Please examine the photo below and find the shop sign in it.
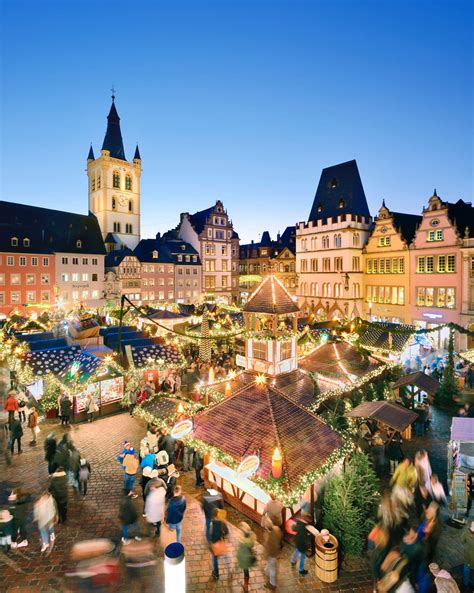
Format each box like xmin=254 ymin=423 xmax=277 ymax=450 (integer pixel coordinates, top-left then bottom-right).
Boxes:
xmin=236 ymin=354 xmax=246 ymax=367
xmin=237 ymin=454 xmax=260 ymax=479
xmin=423 ymin=313 xmax=443 ymax=320
xmin=171 ymin=419 xmax=193 ymax=440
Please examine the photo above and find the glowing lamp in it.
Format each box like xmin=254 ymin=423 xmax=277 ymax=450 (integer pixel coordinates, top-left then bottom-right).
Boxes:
xmin=272 ymin=447 xmax=283 ymax=479
xmin=177 ymin=402 xmax=184 ymax=416
xmin=225 ymin=382 xmax=231 ymax=398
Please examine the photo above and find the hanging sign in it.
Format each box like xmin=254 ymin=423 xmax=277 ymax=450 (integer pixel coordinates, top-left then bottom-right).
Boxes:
xmin=451 ymin=470 xmax=468 ymax=511
xmin=237 ymin=454 xmax=260 ymax=479
xmin=171 ymin=419 xmax=193 ymax=440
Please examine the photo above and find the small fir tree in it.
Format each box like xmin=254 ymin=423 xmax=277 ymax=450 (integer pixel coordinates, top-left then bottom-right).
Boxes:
xmin=323 ymin=452 xmax=379 ymax=556
xmin=435 ymin=329 xmax=459 ymax=408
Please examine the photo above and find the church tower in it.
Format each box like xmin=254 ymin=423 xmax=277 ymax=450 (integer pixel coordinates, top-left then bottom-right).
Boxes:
xmin=87 ymin=93 xmax=141 ymax=251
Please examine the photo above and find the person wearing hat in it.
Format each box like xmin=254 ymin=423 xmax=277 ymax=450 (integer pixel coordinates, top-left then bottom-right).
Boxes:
xmin=141 ymin=466 xmax=153 ymax=502
xmin=263 ymin=516 xmax=282 ymax=591
xmin=237 ymin=521 xmax=257 ymax=592
xmin=123 ymin=452 xmax=139 ymax=497
xmin=428 ymin=563 xmax=460 ymax=593
xmin=0 ymin=508 xmax=14 ymax=551
xmin=463 ymin=521 xmax=474 ymax=588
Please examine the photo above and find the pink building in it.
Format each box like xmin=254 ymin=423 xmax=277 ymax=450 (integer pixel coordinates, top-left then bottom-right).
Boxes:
xmin=410 ymin=192 xmax=467 ymax=349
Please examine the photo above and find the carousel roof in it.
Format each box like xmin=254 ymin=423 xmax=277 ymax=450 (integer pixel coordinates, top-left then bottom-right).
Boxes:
xmin=193 ymin=380 xmax=342 ymax=493
xmin=25 ymin=344 xmax=81 ymax=376
xmin=243 ymin=275 xmax=299 ymax=315
xmin=130 ymin=342 xmax=184 ymax=368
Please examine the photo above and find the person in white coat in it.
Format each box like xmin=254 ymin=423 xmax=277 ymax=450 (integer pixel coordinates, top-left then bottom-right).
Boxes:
xmin=144 ymin=482 xmax=166 ymax=537
xmin=33 ymin=492 xmax=57 ymax=553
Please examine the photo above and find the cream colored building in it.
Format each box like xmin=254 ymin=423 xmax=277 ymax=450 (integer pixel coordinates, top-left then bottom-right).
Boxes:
xmin=87 ymin=96 xmax=141 ymax=251
xmin=362 ymin=202 xmax=421 ymax=323
xmin=296 ymin=160 xmax=371 ymax=320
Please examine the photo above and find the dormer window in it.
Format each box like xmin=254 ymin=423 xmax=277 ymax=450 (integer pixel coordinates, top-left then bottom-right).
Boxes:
xmin=181 ymin=244 xmax=186 ymax=251
xmin=23 ymin=238 xmax=30 ymax=247
xmin=338 ymin=199 xmax=345 ymax=209
xmin=152 ymin=250 xmax=158 ymax=259
xmin=76 ymin=240 xmax=82 ymax=248
xmin=330 ymin=178 xmax=338 ymax=189
xmin=317 ymin=203 xmax=323 ymax=213
xmin=11 ymin=237 xmax=18 ymax=246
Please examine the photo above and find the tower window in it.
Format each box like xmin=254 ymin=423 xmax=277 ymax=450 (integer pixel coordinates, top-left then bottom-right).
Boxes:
xmin=113 ymin=172 xmax=120 ymax=189
xmin=113 ymin=222 xmax=121 ymax=233
xmin=125 ymin=175 xmax=132 ymax=191
xmin=125 ymin=223 xmax=133 ymax=234
xmin=330 ymin=178 xmax=338 ymax=189
xmin=152 ymin=250 xmax=158 ymax=259
xmin=112 ymin=197 xmax=116 ymax=210
xmin=97 ymin=174 xmax=101 ymax=189
xmin=128 ymin=200 xmax=133 ymax=212
xmin=91 ymin=177 xmax=96 ymax=192
xmin=317 ymin=203 xmax=323 ymax=213
xmin=338 ymin=199 xmax=345 ymax=209
xmin=11 ymin=237 xmax=18 ymax=246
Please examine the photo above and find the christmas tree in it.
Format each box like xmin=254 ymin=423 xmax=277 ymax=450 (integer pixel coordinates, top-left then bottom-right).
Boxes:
xmin=199 ymin=310 xmax=211 ymax=363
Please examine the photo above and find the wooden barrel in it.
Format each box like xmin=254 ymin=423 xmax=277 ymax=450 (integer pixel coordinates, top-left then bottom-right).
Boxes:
xmin=315 ymin=535 xmax=338 ymax=583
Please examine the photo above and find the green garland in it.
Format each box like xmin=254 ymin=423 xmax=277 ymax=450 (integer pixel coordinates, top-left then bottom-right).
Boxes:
xmin=354 ymin=317 xmax=474 ymax=337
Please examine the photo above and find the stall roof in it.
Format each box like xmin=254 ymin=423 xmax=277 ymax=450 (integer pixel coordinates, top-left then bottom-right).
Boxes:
xmin=130 ymin=342 xmax=184 ymax=368
xmin=58 ymin=351 xmax=121 ymax=385
xmin=357 ymin=323 xmax=415 ymax=353
xmin=24 ymin=345 xmax=82 ymax=376
xmin=348 ymin=401 xmax=418 ymax=432
xmin=193 ymin=381 xmax=342 ymax=493
xmin=146 ymin=310 xmax=189 ymax=320
xmin=451 ymin=417 xmax=474 ymax=442
xmin=393 ymin=371 xmax=440 ymax=397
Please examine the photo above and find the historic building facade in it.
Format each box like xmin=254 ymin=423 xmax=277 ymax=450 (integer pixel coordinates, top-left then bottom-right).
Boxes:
xmin=296 ymin=160 xmax=372 ymax=320
xmin=409 ymin=192 xmax=466 ymax=349
xmin=177 ymin=200 xmax=239 ymax=303
xmin=87 ymin=95 xmax=142 ymax=251
xmin=0 ymin=201 xmax=105 ymax=313
xmin=362 ymin=202 xmax=421 ymax=324
xmin=104 ymin=248 xmax=142 ymax=305
xmin=239 ymin=227 xmax=297 ymax=300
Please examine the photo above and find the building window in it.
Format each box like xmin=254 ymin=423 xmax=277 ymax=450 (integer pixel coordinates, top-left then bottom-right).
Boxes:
xmin=26 ymin=274 xmax=35 ymax=285
xmin=62 ymin=257 xmax=68 ymax=265
xmin=61 ymin=273 xmax=69 ymax=282
xmin=113 ymin=222 xmax=121 ymax=233
xmin=72 ymin=257 xmax=79 ymax=265
xmin=72 ymin=273 xmax=79 ymax=281
xmin=438 ymin=255 xmax=446 ymax=273
xmin=10 ymin=274 xmax=20 ymax=285
xmin=31 ymin=257 xmax=38 ymax=266
xmin=23 ymin=238 xmax=30 ymax=247
xmin=280 ymin=341 xmax=292 ymax=360
xmin=426 ymin=256 xmax=434 ymax=273
xmin=447 ymin=255 xmax=455 ymax=273
xmin=26 ymin=291 xmax=36 ymax=303
xmin=437 ymin=287 xmax=446 ymax=308
xmin=253 ymin=340 xmax=267 ymax=360
xmin=11 ymin=237 xmax=18 ymax=246
xmin=447 ymin=288 xmax=455 ymax=308
xmin=19 ymin=256 xmax=26 ymax=266
xmin=427 ymin=229 xmax=443 ymax=242
xmin=367 ymin=259 xmax=373 ymax=274
xmin=378 ymin=236 xmax=391 ymax=247
xmin=323 ymin=258 xmax=330 ymax=272
xmin=72 ymin=291 xmax=79 ymax=301
xmin=97 ymin=175 xmax=101 ymax=189
xmin=91 ymin=177 xmax=96 ymax=192
xmin=113 ymin=172 xmax=120 ymax=188
xmin=11 ymin=292 xmax=21 ymax=304
xmin=82 ymin=273 xmax=89 ymax=281
xmin=0 ymin=293 xmax=4 ymax=305
xmin=76 ymin=240 xmax=82 ymax=248
xmin=112 ymin=197 xmax=116 ymax=210
xmin=92 ymin=290 xmax=99 ymax=299
xmin=125 ymin=175 xmax=132 ymax=191
xmin=352 ymin=256 xmax=360 ymax=271
xmin=417 ymin=257 xmax=425 ymax=273
xmin=41 ymin=274 xmax=50 ymax=285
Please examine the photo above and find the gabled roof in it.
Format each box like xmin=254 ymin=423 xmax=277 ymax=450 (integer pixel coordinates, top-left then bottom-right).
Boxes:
xmin=348 ymin=401 xmax=418 ymax=433
xmin=0 ymin=201 xmax=106 ymax=255
xmin=392 ymin=371 xmax=439 ymax=397
xmin=105 ymin=247 xmax=136 ymax=267
xmin=134 ymin=237 xmax=200 ymax=265
xmin=446 ymin=199 xmax=474 ymax=238
xmin=391 ymin=212 xmax=422 ymax=244
xmin=243 ymin=275 xmax=299 ymax=314
xmin=101 ymin=98 xmax=126 ymax=161
xmin=104 ymin=232 xmax=118 ymax=244
xmin=130 ymin=342 xmax=185 ymax=368
xmin=0 ymin=223 xmax=54 ymax=254
xmin=24 ymin=345 xmax=82 ymax=376
xmin=193 ymin=381 xmax=342 ymax=493
xmin=308 ymin=159 xmax=370 ymax=223
xmin=187 ymin=206 xmax=214 ymax=235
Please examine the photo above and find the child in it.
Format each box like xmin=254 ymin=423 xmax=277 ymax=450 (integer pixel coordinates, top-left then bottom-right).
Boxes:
xmin=78 ymin=458 xmax=91 ymax=497
xmin=0 ymin=508 xmax=14 ymax=552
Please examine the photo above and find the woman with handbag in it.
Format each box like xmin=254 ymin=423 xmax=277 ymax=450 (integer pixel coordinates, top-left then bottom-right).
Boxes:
xmin=237 ymin=521 xmax=257 ymax=592
xmin=209 ymin=507 xmax=229 ymax=580
xmin=28 ymin=407 xmax=39 ymax=446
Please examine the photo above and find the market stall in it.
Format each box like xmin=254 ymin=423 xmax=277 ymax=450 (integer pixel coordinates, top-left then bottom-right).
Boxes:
xmin=392 ymin=371 xmax=439 ymax=405
xmin=127 ymin=341 xmax=186 ymax=393
xmin=347 ymin=401 xmax=418 ymax=440
xmin=448 ymin=417 xmax=474 ymax=519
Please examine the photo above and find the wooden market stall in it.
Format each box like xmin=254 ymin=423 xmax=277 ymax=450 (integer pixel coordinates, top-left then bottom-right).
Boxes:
xmin=392 ymin=371 xmax=440 ymax=404
xmin=348 ymin=400 xmax=418 ymax=440
xmin=448 ymin=417 xmax=474 ymax=518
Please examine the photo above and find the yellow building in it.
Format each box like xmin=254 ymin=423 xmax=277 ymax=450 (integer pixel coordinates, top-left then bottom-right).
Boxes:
xmin=87 ymin=94 xmax=142 ymax=251
xmin=362 ymin=201 xmax=421 ymax=323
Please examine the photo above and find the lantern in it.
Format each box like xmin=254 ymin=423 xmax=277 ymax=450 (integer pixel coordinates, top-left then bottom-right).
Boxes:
xmin=225 ymin=382 xmax=231 ymax=398
xmin=272 ymin=447 xmax=282 ymax=479
xmin=177 ymin=402 xmax=184 ymax=418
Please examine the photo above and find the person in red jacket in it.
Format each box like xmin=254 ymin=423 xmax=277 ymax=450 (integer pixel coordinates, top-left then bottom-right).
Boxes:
xmin=5 ymin=390 xmax=19 ymax=427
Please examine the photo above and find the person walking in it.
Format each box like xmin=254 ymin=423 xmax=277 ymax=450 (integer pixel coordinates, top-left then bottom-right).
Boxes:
xmin=263 ymin=516 xmax=282 ymax=591
xmin=182 ymin=445 xmax=194 ymax=472
xmin=9 ymin=417 xmax=23 ymax=454
xmin=158 ymin=430 xmax=176 ymax=464
xmin=77 ymin=458 xmax=91 ymax=497
xmin=17 ymin=390 xmax=28 ymax=423
xmin=193 ymin=449 xmax=204 ymax=486
xmin=463 ymin=521 xmax=474 ymax=589
xmin=85 ymin=392 xmax=97 ymax=423
xmin=5 ymin=390 xmax=19 ymax=427
xmin=49 ymin=466 xmax=68 ymax=524
xmin=263 ymin=495 xmax=284 ymax=528
xmin=386 ymin=433 xmax=404 ymax=476
xmin=0 ymin=508 xmax=14 ymax=552
xmin=27 ymin=406 xmax=39 ymax=446
xmin=237 ymin=521 xmax=257 ymax=592
xmin=58 ymin=393 xmax=72 ymax=427
xmin=415 ymin=450 xmax=432 ymax=492
xmin=9 ymin=488 xmax=31 ymax=548
xmin=391 ymin=458 xmax=418 ymax=491
xmin=166 ymin=486 xmax=187 ymax=543
xmin=144 ymin=482 xmax=166 ymax=537
xmin=53 ymin=434 xmax=71 ymax=475
xmin=291 ymin=514 xmax=311 ymax=576
xmin=209 ymin=507 xmax=229 ymax=580
xmin=128 ymin=388 xmax=138 ymax=416
xmin=119 ymin=492 xmax=139 ymax=544
xmin=123 ymin=451 xmax=139 ymax=497
xmin=68 ymin=445 xmax=81 ymax=492
xmin=44 ymin=432 xmax=57 ymax=474
xmin=34 ymin=492 xmax=57 ymax=553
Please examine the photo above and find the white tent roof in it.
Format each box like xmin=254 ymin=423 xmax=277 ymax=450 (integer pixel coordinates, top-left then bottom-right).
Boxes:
xmin=451 ymin=417 xmax=474 ymax=442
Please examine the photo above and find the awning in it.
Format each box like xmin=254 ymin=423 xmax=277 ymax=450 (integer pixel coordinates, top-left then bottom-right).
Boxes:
xmin=451 ymin=418 xmax=474 ymax=442
xmin=347 ymin=401 xmax=418 ymax=432
xmin=205 ymin=462 xmax=270 ymax=504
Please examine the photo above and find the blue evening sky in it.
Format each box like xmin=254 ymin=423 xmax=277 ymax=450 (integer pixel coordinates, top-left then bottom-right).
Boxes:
xmin=1 ymin=0 xmax=472 ymax=243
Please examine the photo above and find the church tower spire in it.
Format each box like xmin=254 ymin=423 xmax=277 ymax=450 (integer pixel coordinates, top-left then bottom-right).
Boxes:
xmin=87 ymin=92 xmax=142 ymax=251
xmin=101 ymin=92 xmax=126 ymax=161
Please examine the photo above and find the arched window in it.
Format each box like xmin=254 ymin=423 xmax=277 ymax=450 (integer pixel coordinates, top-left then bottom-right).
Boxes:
xmin=125 ymin=175 xmax=132 ymax=191
xmin=327 ymin=284 xmax=332 ymax=297
xmin=112 ymin=197 xmax=116 ymax=210
xmin=91 ymin=177 xmax=96 ymax=192
xmin=353 ymin=233 xmax=360 ymax=247
xmin=152 ymin=250 xmax=158 ymax=259
xmin=334 ymin=283 xmax=339 ymax=298
xmin=97 ymin=174 xmax=101 ymax=189
xmin=128 ymin=200 xmax=133 ymax=213
xmin=315 ymin=283 xmax=319 ymax=297
xmin=113 ymin=171 xmax=120 ymax=189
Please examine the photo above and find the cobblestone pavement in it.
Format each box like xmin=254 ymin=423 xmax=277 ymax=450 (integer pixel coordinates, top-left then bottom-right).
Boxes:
xmin=0 ymin=409 xmax=468 ymax=592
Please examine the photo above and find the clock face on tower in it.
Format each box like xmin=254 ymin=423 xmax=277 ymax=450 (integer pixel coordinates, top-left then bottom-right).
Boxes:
xmin=119 ymin=196 xmax=128 ymax=208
